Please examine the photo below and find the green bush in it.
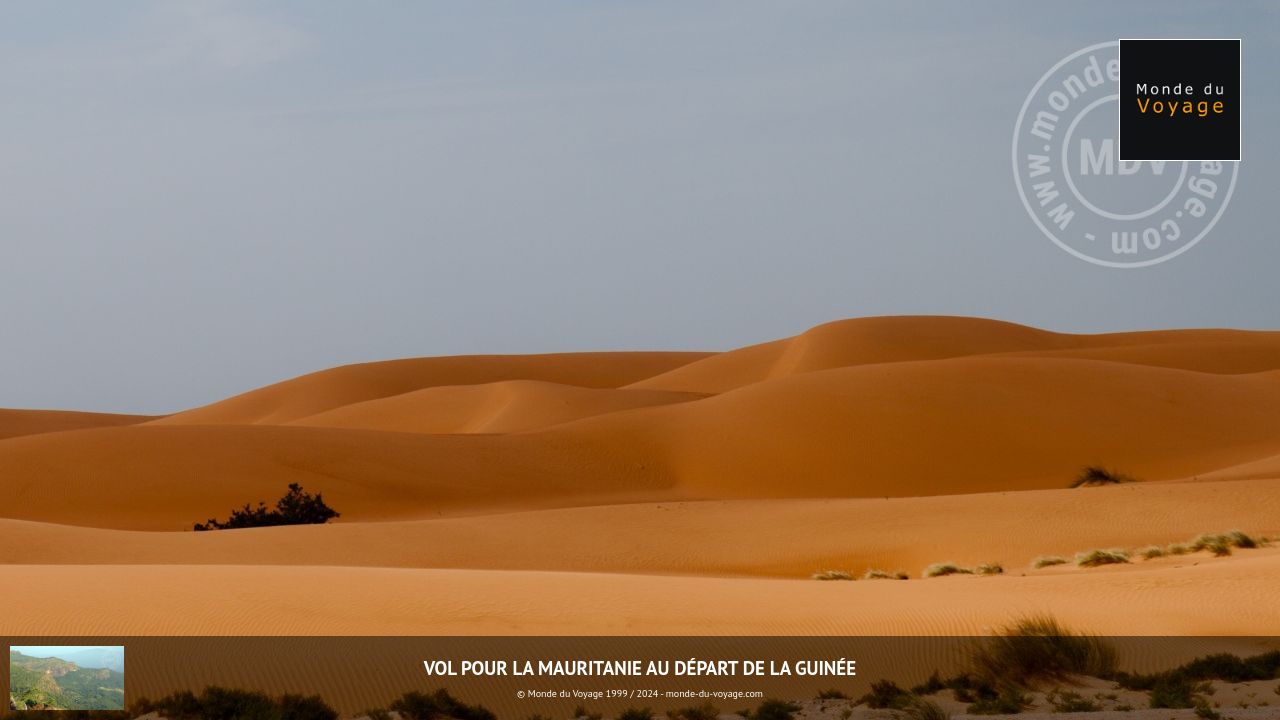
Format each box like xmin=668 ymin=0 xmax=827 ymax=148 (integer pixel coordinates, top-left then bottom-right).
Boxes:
xmin=862 ymin=569 xmax=909 ymax=580
xmin=1075 ymin=548 xmax=1130 ymax=567
xmin=923 ymin=562 xmax=973 ymax=578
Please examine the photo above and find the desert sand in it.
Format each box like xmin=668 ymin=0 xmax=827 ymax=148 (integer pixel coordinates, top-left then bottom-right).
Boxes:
xmin=2 ymin=316 xmax=1279 ymax=637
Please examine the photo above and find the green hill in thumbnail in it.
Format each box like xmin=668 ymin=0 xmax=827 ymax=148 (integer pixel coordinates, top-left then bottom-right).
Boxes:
xmin=9 ymin=650 xmax=124 ymax=711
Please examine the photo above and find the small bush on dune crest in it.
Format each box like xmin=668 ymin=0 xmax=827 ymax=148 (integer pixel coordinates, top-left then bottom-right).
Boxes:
xmin=923 ymin=562 xmax=973 ymax=578
xmin=1167 ymin=542 xmax=1193 ymax=555
xmin=862 ymin=568 xmax=909 ymax=580
xmin=1226 ymin=529 xmax=1262 ymax=548
xmin=1139 ymin=544 xmax=1166 ymax=560
xmin=1075 ymin=548 xmax=1130 ymax=567
xmin=1031 ymin=555 xmax=1068 ymax=569
xmin=811 ymin=569 xmax=854 ymax=581
xmin=975 ymin=562 xmax=1004 ymax=576
xmin=970 ymin=615 xmax=1118 ymax=687
xmin=1190 ymin=533 xmax=1233 ymax=556
xmin=617 ymin=707 xmax=654 ymax=720
xmin=1071 ymin=465 xmax=1135 ymax=488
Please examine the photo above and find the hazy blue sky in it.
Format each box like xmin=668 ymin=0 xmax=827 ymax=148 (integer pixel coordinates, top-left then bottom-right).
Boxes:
xmin=2 ymin=1 xmax=1277 ymax=414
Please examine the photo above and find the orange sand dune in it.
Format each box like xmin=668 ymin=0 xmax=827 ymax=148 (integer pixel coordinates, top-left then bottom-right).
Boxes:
xmin=0 ymin=408 xmax=153 ymax=441
xmin=2 ymin=478 xmax=1276 ymax=578
xmin=2 ymin=553 xmax=1278 ymax=636
xmin=614 ymin=357 xmax=1280 ymax=499
xmin=0 ymin=423 xmax=672 ymax=530
xmin=629 ymin=316 xmax=1280 ymax=393
xmin=5 ymin=316 xmax=1280 ymax=639
xmin=153 ymin=351 xmax=710 ymax=425
xmin=991 ymin=340 xmax=1280 ymax=375
xmin=4 ymin=357 xmax=1280 ymax=529
xmin=290 ymin=380 xmax=705 ymax=434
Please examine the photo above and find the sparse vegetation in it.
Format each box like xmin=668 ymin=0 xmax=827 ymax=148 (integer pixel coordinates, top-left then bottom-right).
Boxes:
xmin=1046 ymin=689 xmax=1102 ymax=712
xmin=194 ymin=483 xmax=340 ymax=531
xmin=1071 ymin=465 xmax=1134 ymax=488
xmin=975 ymin=562 xmax=1004 ymax=576
xmin=1031 ymin=555 xmax=1068 ymax=569
xmin=617 ymin=707 xmax=654 ymax=720
xmin=815 ymin=689 xmax=848 ymax=700
xmin=750 ymin=699 xmax=800 ymax=720
xmin=1195 ymin=703 xmax=1224 ymax=719
xmin=1075 ymin=548 xmax=1130 ymax=567
xmin=970 ymin=615 xmax=1117 ymax=687
xmin=856 ymin=679 xmax=913 ymax=710
xmin=811 ymin=569 xmax=854 ymax=581
xmin=903 ymin=698 xmax=951 ymax=720
xmin=965 ymin=688 xmax=1028 ymax=715
xmin=862 ymin=568 xmax=909 ymax=580
xmin=392 ymin=690 xmax=496 ymax=720
xmin=1139 ymin=544 xmax=1166 ymax=559
xmin=130 ymin=687 xmax=338 ymax=720
xmin=923 ymin=562 xmax=973 ymax=578
xmin=1190 ymin=533 xmax=1233 ymax=556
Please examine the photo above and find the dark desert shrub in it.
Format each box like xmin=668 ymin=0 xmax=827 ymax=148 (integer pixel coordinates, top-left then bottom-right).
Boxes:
xmin=194 ymin=483 xmax=340 ymax=531
xmin=1071 ymin=466 xmax=1134 ymax=488
xmin=617 ymin=708 xmax=654 ymax=720
xmin=392 ymin=689 xmax=496 ymax=720
xmin=965 ymin=687 xmax=1028 ymax=715
xmin=856 ymin=679 xmax=912 ymax=709
xmin=815 ymin=689 xmax=848 ymax=699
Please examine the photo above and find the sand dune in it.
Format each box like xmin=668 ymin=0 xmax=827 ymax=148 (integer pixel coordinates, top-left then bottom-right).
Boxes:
xmin=152 ymin=351 xmax=710 ymax=425
xmin=0 ymin=408 xmax=152 ymax=441
xmin=4 ymin=356 xmax=1280 ymax=530
xmin=629 ymin=316 xmax=1280 ymax=393
xmin=2 ymin=553 xmax=1278 ymax=636
xmin=0 ymin=423 xmax=674 ymax=529
xmin=2 ymin=478 xmax=1276 ymax=578
xmin=290 ymin=380 xmax=705 ymax=434
xmin=3 ymin=316 xmax=1280 ymax=638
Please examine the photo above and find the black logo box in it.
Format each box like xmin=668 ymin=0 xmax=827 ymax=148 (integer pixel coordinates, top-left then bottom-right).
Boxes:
xmin=1119 ymin=38 xmax=1241 ymax=161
